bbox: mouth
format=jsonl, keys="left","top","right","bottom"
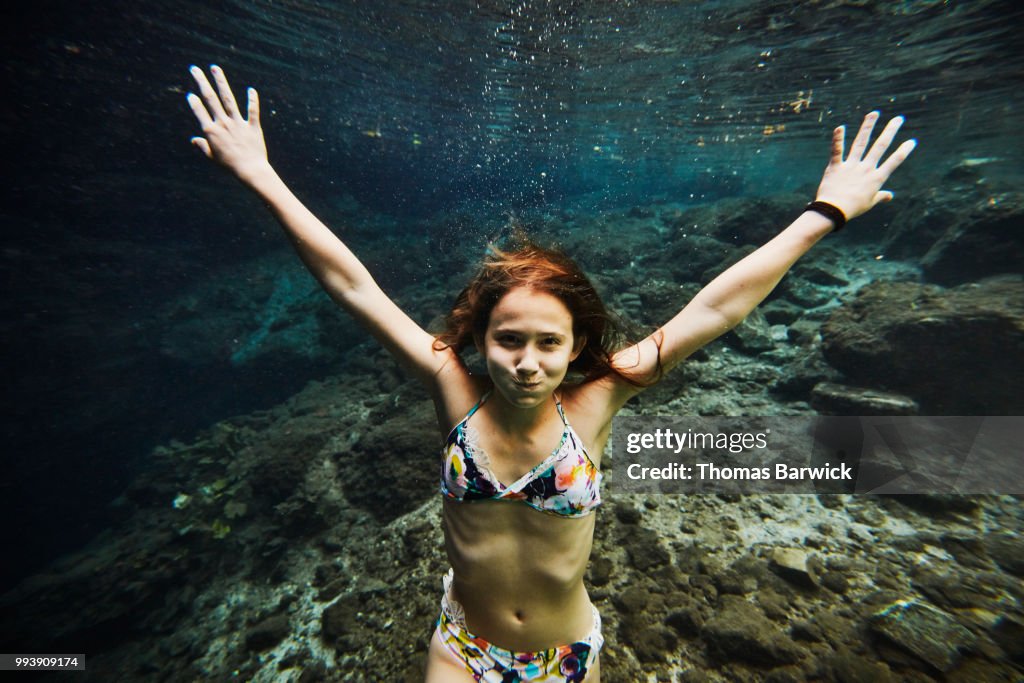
{"left": 514, "top": 380, "right": 542, "bottom": 389}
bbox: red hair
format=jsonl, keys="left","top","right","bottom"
{"left": 433, "top": 235, "right": 658, "bottom": 385}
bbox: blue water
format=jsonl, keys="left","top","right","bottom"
{"left": 1, "top": 2, "right": 1022, "bottom": 674}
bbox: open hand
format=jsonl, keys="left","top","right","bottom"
{"left": 186, "top": 65, "right": 270, "bottom": 185}
{"left": 815, "top": 112, "right": 917, "bottom": 221}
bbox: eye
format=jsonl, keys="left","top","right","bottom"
{"left": 541, "top": 336, "right": 562, "bottom": 347}
{"left": 497, "top": 334, "right": 520, "bottom": 346}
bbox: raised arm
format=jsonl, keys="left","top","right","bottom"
{"left": 185, "top": 65, "right": 460, "bottom": 392}
{"left": 599, "top": 112, "right": 916, "bottom": 409}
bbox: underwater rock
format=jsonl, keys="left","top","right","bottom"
{"left": 633, "top": 626, "right": 679, "bottom": 663}
{"left": 562, "top": 213, "right": 658, "bottom": 271}
{"left": 756, "top": 588, "right": 793, "bottom": 622}
{"left": 340, "top": 397, "right": 436, "bottom": 523}
{"left": 321, "top": 581, "right": 389, "bottom": 653}
{"left": 316, "top": 576, "right": 348, "bottom": 603}
{"left": 762, "top": 299, "right": 805, "bottom": 325}
{"left": 665, "top": 607, "right": 703, "bottom": 637}
{"left": 780, "top": 276, "right": 837, "bottom": 308}
{"left": 769, "top": 547, "right": 819, "bottom": 589}
{"left": 808, "top": 608, "right": 861, "bottom": 651}
{"left": 820, "top": 571, "right": 850, "bottom": 595}
{"left": 810, "top": 382, "right": 919, "bottom": 415}
{"left": 613, "top": 582, "right": 659, "bottom": 636}
{"left": 889, "top": 494, "right": 981, "bottom": 517}
{"left": 763, "top": 667, "right": 805, "bottom": 683}
{"left": 673, "top": 541, "right": 704, "bottom": 575}
{"left": 700, "top": 195, "right": 803, "bottom": 247}
{"left": 613, "top": 583, "right": 651, "bottom": 617}
{"left": 786, "top": 318, "right": 822, "bottom": 346}
{"left": 878, "top": 189, "right": 964, "bottom": 262}
{"left": 793, "top": 263, "right": 850, "bottom": 288}
{"left": 939, "top": 534, "right": 994, "bottom": 571}
{"left": 944, "top": 157, "right": 998, "bottom": 182}
{"left": 290, "top": 659, "right": 328, "bottom": 682}
{"left": 624, "top": 526, "right": 671, "bottom": 571}
{"left": 725, "top": 308, "right": 775, "bottom": 353}
{"left": 790, "top": 619, "right": 823, "bottom": 642}
{"left": 983, "top": 532, "right": 1024, "bottom": 577}
{"left": 868, "top": 599, "right": 976, "bottom": 673}
{"left": 827, "top": 649, "right": 895, "bottom": 683}
{"left": 714, "top": 567, "right": 755, "bottom": 595}
{"left": 161, "top": 259, "right": 360, "bottom": 371}
{"left": 921, "top": 194, "right": 1024, "bottom": 286}
{"left": 246, "top": 416, "right": 333, "bottom": 509}
{"left": 618, "top": 291, "right": 643, "bottom": 317}
{"left": 614, "top": 503, "right": 643, "bottom": 525}
{"left": 991, "top": 614, "right": 1024, "bottom": 663}
{"left": 770, "top": 349, "right": 840, "bottom": 399}
{"left": 910, "top": 568, "right": 1000, "bottom": 611}
{"left": 0, "top": 528, "right": 197, "bottom": 654}
{"left": 634, "top": 278, "right": 701, "bottom": 327}
{"left": 660, "top": 233, "right": 739, "bottom": 287}
{"left": 820, "top": 277, "right": 1024, "bottom": 413}
{"left": 587, "top": 556, "right": 613, "bottom": 587}
{"left": 245, "top": 613, "right": 291, "bottom": 651}
{"left": 702, "top": 595, "right": 803, "bottom": 665}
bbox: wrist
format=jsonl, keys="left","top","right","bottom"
{"left": 805, "top": 200, "right": 847, "bottom": 232}
{"left": 238, "top": 162, "right": 279, "bottom": 192}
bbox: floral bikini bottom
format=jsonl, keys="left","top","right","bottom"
{"left": 434, "top": 569, "right": 603, "bottom": 683}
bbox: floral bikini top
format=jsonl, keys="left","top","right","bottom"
{"left": 440, "top": 390, "right": 603, "bottom": 517}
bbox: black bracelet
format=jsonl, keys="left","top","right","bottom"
{"left": 805, "top": 201, "right": 847, "bottom": 232}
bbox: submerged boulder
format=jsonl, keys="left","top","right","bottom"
{"left": 820, "top": 276, "right": 1024, "bottom": 413}
{"left": 920, "top": 194, "right": 1024, "bottom": 286}
{"left": 868, "top": 599, "right": 976, "bottom": 673}
{"left": 769, "top": 547, "right": 819, "bottom": 589}
{"left": 726, "top": 308, "right": 775, "bottom": 353}
{"left": 340, "top": 395, "right": 436, "bottom": 523}
{"left": 810, "top": 382, "right": 919, "bottom": 415}
{"left": 702, "top": 595, "right": 803, "bottom": 665}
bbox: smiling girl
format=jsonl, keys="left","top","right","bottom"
{"left": 186, "top": 64, "right": 915, "bottom": 682}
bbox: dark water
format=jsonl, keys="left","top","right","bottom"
{"left": 2, "top": 1, "right": 1022, "bottom": 678}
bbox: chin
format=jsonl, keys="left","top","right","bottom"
{"left": 514, "top": 393, "right": 549, "bottom": 407}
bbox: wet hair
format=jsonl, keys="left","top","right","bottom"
{"left": 433, "top": 233, "right": 660, "bottom": 386}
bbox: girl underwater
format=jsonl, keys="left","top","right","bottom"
{"left": 185, "top": 65, "right": 916, "bottom": 682}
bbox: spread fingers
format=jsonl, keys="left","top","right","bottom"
{"left": 247, "top": 87, "right": 260, "bottom": 126}
{"left": 829, "top": 125, "right": 846, "bottom": 166}
{"left": 878, "top": 138, "right": 918, "bottom": 178}
{"left": 189, "top": 65, "right": 228, "bottom": 121}
{"left": 864, "top": 116, "right": 905, "bottom": 167}
{"left": 186, "top": 92, "right": 214, "bottom": 130}
{"left": 209, "top": 65, "right": 241, "bottom": 118}
{"left": 847, "top": 111, "right": 879, "bottom": 162}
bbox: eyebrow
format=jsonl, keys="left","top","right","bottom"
{"left": 492, "top": 328, "right": 568, "bottom": 339}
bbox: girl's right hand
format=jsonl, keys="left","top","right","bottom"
{"left": 186, "top": 65, "right": 271, "bottom": 186}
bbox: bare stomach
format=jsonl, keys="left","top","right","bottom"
{"left": 441, "top": 498, "right": 598, "bottom": 651}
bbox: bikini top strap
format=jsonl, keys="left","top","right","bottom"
{"left": 465, "top": 389, "right": 492, "bottom": 421}
{"left": 554, "top": 392, "right": 570, "bottom": 426}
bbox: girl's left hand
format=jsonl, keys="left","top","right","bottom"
{"left": 814, "top": 111, "right": 917, "bottom": 221}
{"left": 186, "top": 65, "right": 271, "bottom": 187}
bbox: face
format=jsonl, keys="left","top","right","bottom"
{"left": 480, "top": 287, "right": 582, "bottom": 409}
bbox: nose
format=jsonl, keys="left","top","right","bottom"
{"left": 516, "top": 347, "right": 540, "bottom": 375}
